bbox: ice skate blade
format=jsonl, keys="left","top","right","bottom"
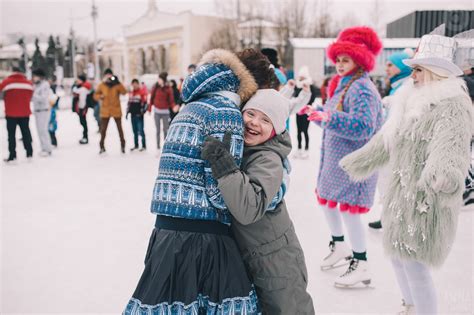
{"left": 320, "top": 256, "right": 352, "bottom": 271}
{"left": 334, "top": 279, "right": 372, "bottom": 289}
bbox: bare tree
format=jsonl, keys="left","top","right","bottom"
{"left": 205, "top": 0, "right": 341, "bottom": 68}
{"left": 273, "top": 0, "right": 310, "bottom": 67}
{"left": 202, "top": 20, "right": 240, "bottom": 52}
{"left": 309, "top": 0, "right": 335, "bottom": 37}
{"left": 333, "top": 12, "right": 361, "bottom": 35}
{"left": 372, "top": 0, "right": 386, "bottom": 37}
{"left": 206, "top": 0, "right": 269, "bottom": 52}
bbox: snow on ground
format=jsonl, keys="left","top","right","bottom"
{"left": 1, "top": 104, "right": 473, "bottom": 314}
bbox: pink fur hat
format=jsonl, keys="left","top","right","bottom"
{"left": 327, "top": 26, "right": 383, "bottom": 72}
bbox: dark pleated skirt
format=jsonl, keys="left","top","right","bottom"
{"left": 123, "top": 226, "right": 260, "bottom": 314}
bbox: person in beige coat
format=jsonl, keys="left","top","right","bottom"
{"left": 94, "top": 68, "right": 127, "bottom": 154}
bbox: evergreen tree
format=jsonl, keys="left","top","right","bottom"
{"left": 17, "top": 38, "right": 28, "bottom": 73}
{"left": 45, "top": 35, "right": 56, "bottom": 78}
{"left": 56, "top": 36, "right": 65, "bottom": 67}
{"left": 64, "top": 38, "right": 73, "bottom": 78}
{"left": 32, "top": 38, "right": 46, "bottom": 72}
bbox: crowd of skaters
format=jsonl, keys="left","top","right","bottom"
{"left": 0, "top": 64, "right": 196, "bottom": 161}
{"left": 0, "top": 48, "right": 337, "bottom": 164}
{"left": 2, "top": 25, "right": 474, "bottom": 315}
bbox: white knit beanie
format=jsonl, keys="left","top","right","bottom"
{"left": 242, "top": 89, "right": 290, "bottom": 134}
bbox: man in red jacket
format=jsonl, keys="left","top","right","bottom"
{"left": 0, "top": 67, "right": 34, "bottom": 162}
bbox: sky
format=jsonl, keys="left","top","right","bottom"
{"left": 0, "top": 0, "right": 473, "bottom": 42}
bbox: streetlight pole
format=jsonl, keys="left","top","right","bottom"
{"left": 70, "top": 26, "right": 77, "bottom": 79}
{"left": 91, "top": 0, "right": 100, "bottom": 82}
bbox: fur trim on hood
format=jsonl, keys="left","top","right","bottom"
{"left": 199, "top": 49, "right": 258, "bottom": 102}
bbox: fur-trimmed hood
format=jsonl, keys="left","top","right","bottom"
{"left": 381, "top": 77, "right": 473, "bottom": 150}
{"left": 181, "top": 49, "right": 258, "bottom": 104}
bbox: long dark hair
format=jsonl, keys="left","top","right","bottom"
{"left": 236, "top": 48, "right": 278, "bottom": 89}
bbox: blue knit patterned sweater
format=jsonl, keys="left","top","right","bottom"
{"left": 150, "top": 63, "right": 245, "bottom": 225}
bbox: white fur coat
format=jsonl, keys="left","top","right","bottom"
{"left": 340, "top": 77, "right": 473, "bottom": 267}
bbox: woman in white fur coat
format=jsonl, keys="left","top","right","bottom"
{"left": 340, "top": 34, "right": 472, "bottom": 314}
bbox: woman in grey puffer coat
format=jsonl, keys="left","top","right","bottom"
{"left": 32, "top": 69, "right": 53, "bottom": 156}
{"left": 340, "top": 37, "right": 472, "bottom": 314}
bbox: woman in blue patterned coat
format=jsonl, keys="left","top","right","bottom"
{"left": 301, "top": 26, "right": 384, "bottom": 287}
{"left": 124, "top": 49, "right": 276, "bottom": 314}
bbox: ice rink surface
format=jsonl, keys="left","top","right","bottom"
{"left": 1, "top": 103, "right": 473, "bottom": 314}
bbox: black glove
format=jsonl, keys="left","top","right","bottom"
{"left": 201, "top": 132, "right": 238, "bottom": 179}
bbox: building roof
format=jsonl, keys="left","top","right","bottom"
{"left": 123, "top": 9, "right": 183, "bottom": 37}
{"left": 0, "top": 42, "right": 48, "bottom": 59}
{"left": 290, "top": 37, "right": 421, "bottom": 49}
{"left": 123, "top": 7, "right": 229, "bottom": 38}
{"left": 97, "top": 38, "right": 125, "bottom": 55}
{"left": 238, "top": 19, "right": 279, "bottom": 28}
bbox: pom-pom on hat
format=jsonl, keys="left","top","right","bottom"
{"left": 327, "top": 26, "right": 383, "bottom": 72}
{"left": 242, "top": 89, "right": 290, "bottom": 135}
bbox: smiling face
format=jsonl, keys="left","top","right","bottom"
{"left": 385, "top": 61, "right": 401, "bottom": 79}
{"left": 242, "top": 109, "right": 274, "bottom": 146}
{"left": 335, "top": 54, "right": 357, "bottom": 76}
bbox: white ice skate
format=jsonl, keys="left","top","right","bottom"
{"left": 320, "top": 241, "right": 352, "bottom": 271}
{"left": 397, "top": 300, "right": 415, "bottom": 315}
{"left": 334, "top": 259, "right": 371, "bottom": 288}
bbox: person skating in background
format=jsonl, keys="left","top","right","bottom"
{"left": 261, "top": 48, "right": 287, "bottom": 87}
{"left": 93, "top": 98, "right": 101, "bottom": 133}
{"left": 300, "top": 26, "right": 383, "bottom": 287}
{"left": 368, "top": 49, "right": 414, "bottom": 230}
{"left": 72, "top": 74, "right": 92, "bottom": 145}
{"left": 384, "top": 50, "right": 414, "bottom": 97}
{"left": 178, "top": 64, "right": 197, "bottom": 91}
{"left": 340, "top": 33, "right": 472, "bottom": 314}
{"left": 283, "top": 66, "right": 320, "bottom": 159}
{"left": 148, "top": 72, "right": 178, "bottom": 151}
{"left": 140, "top": 81, "right": 148, "bottom": 97}
{"left": 32, "top": 68, "right": 53, "bottom": 157}
{"left": 123, "top": 48, "right": 274, "bottom": 315}
{"left": 169, "top": 79, "right": 182, "bottom": 122}
{"left": 48, "top": 76, "right": 60, "bottom": 147}
{"left": 0, "top": 67, "right": 34, "bottom": 162}
{"left": 187, "top": 63, "right": 196, "bottom": 74}
{"left": 320, "top": 77, "right": 331, "bottom": 105}
{"left": 94, "top": 68, "right": 127, "bottom": 154}
{"left": 201, "top": 89, "right": 315, "bottom": 314}
{"left": 48, "top": 77, "right": 60, "bottom": 148}
{"left": 126, "top": 79, "right": 147, "bottom": 152}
